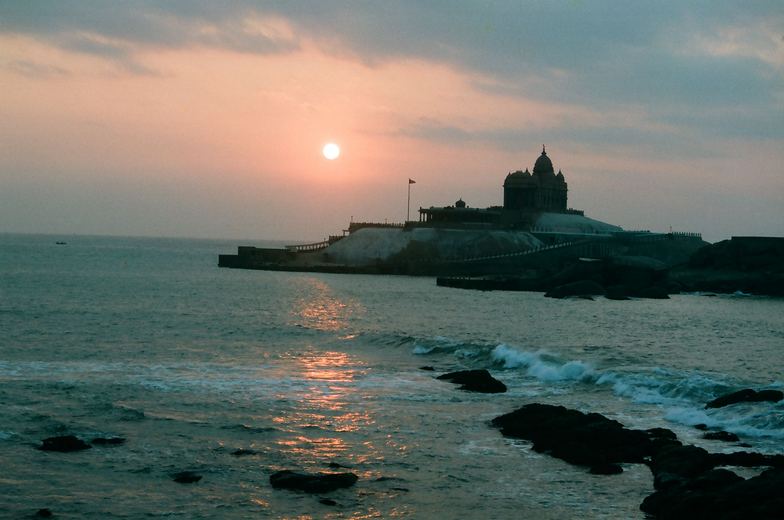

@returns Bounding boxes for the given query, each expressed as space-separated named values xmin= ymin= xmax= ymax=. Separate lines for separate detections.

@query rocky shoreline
xmin=28 ymin=367 xmax=783 ymax=518
xmin=439 ymin=236 xmax=784 ymax=298
xmin=430 ymin=369 xmax=784 ymax=518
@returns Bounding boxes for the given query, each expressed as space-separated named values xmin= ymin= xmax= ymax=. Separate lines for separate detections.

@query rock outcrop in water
xmin=491 ymin=403 xmax=784 ymax=518
xmin=490 ymin=403 xmax=671 ymax=470
xmin=705 ymin=388 xmax=784 ymax=409
xmin=171 ymin=471 xmax=202 ymax=483
xmin=643 ymin=447 xmax=784 ymax=519
xmin=38 ymin=435 xmax=91 ymax=452
xmin=270 ymin=470 xmax=359 ymax=493
xmin=436 ymin=369 xmax=507 ymax=393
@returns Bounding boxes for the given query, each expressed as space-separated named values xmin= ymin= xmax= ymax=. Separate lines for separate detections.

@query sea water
xmin=1 ymin=233 xmax=782 ymax=518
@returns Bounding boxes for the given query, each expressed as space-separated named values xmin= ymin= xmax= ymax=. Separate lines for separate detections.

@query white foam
xmin=412 ymin=345 xmax=435 ymax=355
xmin=491 ymin=344 xmax=595 ymax=382
xmin=665 ymin=405 xmax=784 ymax=440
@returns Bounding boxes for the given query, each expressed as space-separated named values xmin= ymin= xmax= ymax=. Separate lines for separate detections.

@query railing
xmin=455 ymin=240 xmax=578 ymax=263
xmin=348 ymin=221 xmax=405 ymax=233
xmin=613 ymin=231 xmax=702 ymax=244
xmin=285 ymin=235 xmax=344 ymax=253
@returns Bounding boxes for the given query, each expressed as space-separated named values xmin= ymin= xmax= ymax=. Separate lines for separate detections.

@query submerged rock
xmin=705 ymin=388 xmax=784 ymax=409
xmin=91 ymin=437 xmax=126 ymax=446
xmin=436 ymin=369 xmax=507 ymax=393
xmin=35 ymin=509 xmax=53 ymax=518
xmin=270 ymin=470 xmax=358 ymax=493
xmin=171 ymin=471 xmax=202 ymax=484
xmin=38 ymin=435 xmax=91 ymax=452
xmin=231 ymin=448 xmax=259 ymax=457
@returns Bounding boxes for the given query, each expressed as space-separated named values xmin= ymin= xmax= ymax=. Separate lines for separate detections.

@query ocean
xmin=1 ymin=233 xmax=782 ymax=518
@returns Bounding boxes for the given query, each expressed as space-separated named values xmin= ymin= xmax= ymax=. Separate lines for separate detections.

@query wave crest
xmin=491 ymin=344 xmax=595 ymax=382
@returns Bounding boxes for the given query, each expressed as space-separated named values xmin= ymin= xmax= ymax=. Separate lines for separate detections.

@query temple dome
xmin=533 ymin=146 xmax=554 ymax=175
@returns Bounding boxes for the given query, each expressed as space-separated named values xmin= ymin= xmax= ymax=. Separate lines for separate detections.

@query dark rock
xmin=604 ymin=285 xmax=631 ymax=300
xmin=645 ymin=427 xmax=678 ymax=441
xmin=757 ymin=389 xmax=784 ymax=402
xmin=319 ymin=498 xmax=337 ymax=506
xmin=706 ymin=388 xmax=784 ymax=408
xmin=374 ymin=476 xmax=404 ymax=482
xmin=231 ymin=448 xmax=258 ymax=456
xmin=652 ymin=471 xmax=688 ymax=491
xmin=545 ymin=280 xmax=605 ymax=299
xmin=91 ymin=437 xmax=126 ymax=446
xmin=436 ymin=369 xmax=507 ymax=393
xmin=419 ymin=366 xmax=435 ymax=371
xmin=172 ymin=471 xmax=202 ymax=484
xmin=589 ymin=463 xmax=623 ymax=475
xmin=491 ymin=403 xmax=662 ymax=467
xmin=694 ymin=423 xmax=708 ymax=430
xmin=327 ymin=462 xmax=352 ymax=469
xmin=35 ymin=509 xmax=53 ymax=518
xmin=687 ymin=468 xmax=744 ymax=491
xmin=641 ymin=467 xmax=784 ymax=519
xmin=649 ymin=444 xmax=714 ymax=481
xmin=703 ymin=430 xmax=740 ymax=442
xmin=645 ymin=427 xmax=681 ymax=452
xmin=270 ymin=470 xmax=358 ymax=493
xmin=38 ymin=435 xmax=91 ymax=452
xmin=710 ymin=451 xmax=784 ymax=469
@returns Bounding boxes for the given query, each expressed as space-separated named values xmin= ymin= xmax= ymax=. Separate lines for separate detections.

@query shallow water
xmin=1 ymin=234 xmax=782 ymax=518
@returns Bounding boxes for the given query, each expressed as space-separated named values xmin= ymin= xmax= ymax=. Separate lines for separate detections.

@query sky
xmin=1 ymin=1 xmax=782 ymax=242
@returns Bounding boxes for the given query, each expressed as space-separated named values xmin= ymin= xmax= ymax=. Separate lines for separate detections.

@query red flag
xmin=409 ymin=178 xmax=416 ymax=184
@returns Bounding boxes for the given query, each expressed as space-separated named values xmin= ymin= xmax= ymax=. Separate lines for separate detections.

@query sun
xmin=322 ymin=142 xmax=340 ymax=160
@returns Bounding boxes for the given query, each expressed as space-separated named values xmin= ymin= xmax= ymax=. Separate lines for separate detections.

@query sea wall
xmin=322 ymin=227 xmax=544 ymax=266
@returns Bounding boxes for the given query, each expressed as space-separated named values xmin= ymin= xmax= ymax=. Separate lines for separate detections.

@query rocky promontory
xmin=670 ymin=236 xmax=784 ymax=296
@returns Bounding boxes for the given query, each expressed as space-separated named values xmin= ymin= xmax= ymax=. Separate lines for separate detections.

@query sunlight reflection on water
xmin=291 ymin=277 xmax=366 ymax=332
xmin=274 ymin=349 xmax=377 ymax=462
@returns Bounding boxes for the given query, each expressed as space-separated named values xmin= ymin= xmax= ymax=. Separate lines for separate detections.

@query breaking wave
xmin=410 ymin=336 xmax=784 ymax=439
xmin=491 ymin=344 xmax=596 ymax=382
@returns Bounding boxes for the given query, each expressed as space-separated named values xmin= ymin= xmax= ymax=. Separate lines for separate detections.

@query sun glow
xmin=322 ymin=142 xmax=340 ymax=160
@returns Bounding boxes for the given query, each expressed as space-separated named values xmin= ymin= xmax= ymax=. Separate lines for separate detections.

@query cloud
xmin=4 ymin=59 xmax=68 ymax=78
xmin=1 ymin=1 xmax=781 ymax=147
xmin=0 ymin=2 xmax=300 ymax=74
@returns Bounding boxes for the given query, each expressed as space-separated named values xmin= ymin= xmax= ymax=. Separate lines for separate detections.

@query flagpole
xmin=407 ymin=181 xmax=411 ymax=223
